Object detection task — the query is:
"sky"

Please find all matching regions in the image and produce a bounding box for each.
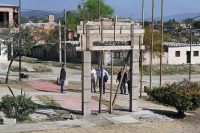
[1,0,200,19]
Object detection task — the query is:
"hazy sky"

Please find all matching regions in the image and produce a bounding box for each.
[1,0,200,19]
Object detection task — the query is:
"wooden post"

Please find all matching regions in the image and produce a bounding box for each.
[139,35,142,98]
[59,20,62,63]
[150,0,154,89]
[99,51,103,113]
[112,65,126,107]
[160,0,164,86]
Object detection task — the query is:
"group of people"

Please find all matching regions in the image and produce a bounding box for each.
[59,64,131,95]
[91,66,109,94]
[91,66,131,95]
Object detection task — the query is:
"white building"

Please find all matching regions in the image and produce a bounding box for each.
[164,42,200,64]
[143,42,200,65]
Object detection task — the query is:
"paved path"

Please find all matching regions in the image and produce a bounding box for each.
[27,80,107,111]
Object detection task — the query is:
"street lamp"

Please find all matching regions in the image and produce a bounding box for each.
[189,15,200,82]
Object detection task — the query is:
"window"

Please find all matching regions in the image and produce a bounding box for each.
[175,51,180,57]
[194,51,199,56]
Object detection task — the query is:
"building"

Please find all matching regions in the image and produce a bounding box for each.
[0,4,19,62]
[143,42,200,65]
[164,42,200,64]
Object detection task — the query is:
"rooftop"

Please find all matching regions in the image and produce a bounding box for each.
[164,42,200,47]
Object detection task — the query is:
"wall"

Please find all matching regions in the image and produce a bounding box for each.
[168,46,200,64]
[143,52,168,65]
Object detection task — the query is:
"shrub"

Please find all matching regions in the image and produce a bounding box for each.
[147,79,200,117]
[0,87,36,121]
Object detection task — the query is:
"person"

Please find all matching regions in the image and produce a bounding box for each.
[60,64,66,93]
[97,67,109,94]
[91,67,97,93]
[117,68,127,94]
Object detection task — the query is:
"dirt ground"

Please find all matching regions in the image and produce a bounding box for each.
[24,108,200,133]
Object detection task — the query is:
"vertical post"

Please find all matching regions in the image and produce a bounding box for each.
[18,0,22,81]
[129,23,139,112]
[99,18,103,113]
[98,0,101,18]
[142,0,145,28]
[82,25,91,116]
[64,9,67,64]
[98,52,103,113]
[150,0,154,89]
[189,25,192,82]
[140,0,145,97]
[82,51,91,116]
[139,36,142,98]
[59,20,62,63]
[160,0,164,86]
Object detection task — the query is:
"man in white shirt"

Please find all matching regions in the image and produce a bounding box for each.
[91,67,97,93]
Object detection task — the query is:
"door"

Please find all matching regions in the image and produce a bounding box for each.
[187,51,191,63]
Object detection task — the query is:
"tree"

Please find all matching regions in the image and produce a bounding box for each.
[1,26,36,84]
[65,11,80,31]
[143,28,162,56]
[193,21,200,29]
[164,19,178,29]
[77,0,114,21]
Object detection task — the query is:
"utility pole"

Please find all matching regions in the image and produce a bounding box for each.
[59,20,62,63]
[188,15,200,82]
[18,0,22,81]
[64,9,67,64]
[98,0,101,18]
[140,0,145,98]
[160,0,164,86]
[150,0,154,89]
[189,25,192,82]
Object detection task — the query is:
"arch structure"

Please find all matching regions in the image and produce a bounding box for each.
[76,18,145,116]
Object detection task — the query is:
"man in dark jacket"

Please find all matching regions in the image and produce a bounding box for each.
[117,68,127,94]
[60,64,66,93]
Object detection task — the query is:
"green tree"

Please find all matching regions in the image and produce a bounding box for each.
[78,0,114,21]
[65,11,80,31]
[1,26,36,84]
[65,0,114,31]
[143,28,162,56]
[193,21,200,29]
[164,19,178,29]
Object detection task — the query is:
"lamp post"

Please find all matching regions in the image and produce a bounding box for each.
[189,15,200,82]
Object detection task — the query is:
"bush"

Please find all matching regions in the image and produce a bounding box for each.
[147,79,200,117]
[0,87,36,121]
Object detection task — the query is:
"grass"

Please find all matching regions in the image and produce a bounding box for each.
[143,64,189,75]
[37,96,59,107]
[10,65,52,73]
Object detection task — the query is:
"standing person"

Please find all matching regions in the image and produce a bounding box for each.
[91,67,97,93]
[117,68,127,94]
[97,67,109,94]
[60,64,66,93]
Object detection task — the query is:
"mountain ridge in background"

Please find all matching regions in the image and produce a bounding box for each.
[22,10,200,22]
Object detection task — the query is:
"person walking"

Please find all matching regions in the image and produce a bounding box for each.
[91,67,97,93]
[60,64,66,93]
[117,68,127,94]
